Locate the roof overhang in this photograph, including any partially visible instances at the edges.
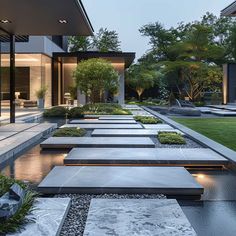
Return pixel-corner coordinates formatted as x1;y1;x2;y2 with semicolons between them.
221;1;236;16
0;0;93;36
53;51;136;68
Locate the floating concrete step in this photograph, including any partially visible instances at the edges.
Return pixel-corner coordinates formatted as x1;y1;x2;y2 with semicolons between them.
83;199;197;236
98;116;134;120
0;123;38;132
40;137;155;149
211;110;236;116
60;124;143;129
69;119;137;124
38;166;203;197
143;124;174;130
64;148;228;166
91;129;184;137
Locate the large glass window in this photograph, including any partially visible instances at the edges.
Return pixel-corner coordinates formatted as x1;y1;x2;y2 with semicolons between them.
0;31;10;122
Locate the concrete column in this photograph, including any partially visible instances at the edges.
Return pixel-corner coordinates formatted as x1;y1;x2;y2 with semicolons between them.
77;88;86;105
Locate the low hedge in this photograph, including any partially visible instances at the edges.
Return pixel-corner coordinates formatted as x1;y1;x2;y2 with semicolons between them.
43;106;68;118
68;107;84;119
158;132;186;145
134;116;162;124
0;175;38;234
53;127;86;137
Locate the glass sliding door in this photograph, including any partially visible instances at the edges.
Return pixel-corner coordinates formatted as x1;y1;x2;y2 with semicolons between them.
0;30;10;123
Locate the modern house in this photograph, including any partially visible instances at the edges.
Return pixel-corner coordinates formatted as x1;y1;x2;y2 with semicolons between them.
221;1;236;104
0;0;135;122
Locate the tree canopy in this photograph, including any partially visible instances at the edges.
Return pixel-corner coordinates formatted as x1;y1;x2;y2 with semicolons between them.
137;12;235;101
74;58;119;103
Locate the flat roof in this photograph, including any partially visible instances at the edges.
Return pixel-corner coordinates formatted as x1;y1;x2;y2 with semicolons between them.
221;1;236;16
53;51;136;68
0;0;93;36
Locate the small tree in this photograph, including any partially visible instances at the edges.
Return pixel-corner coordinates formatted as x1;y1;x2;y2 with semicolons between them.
74;58;119;103
92;28;121;52
126;64;157;101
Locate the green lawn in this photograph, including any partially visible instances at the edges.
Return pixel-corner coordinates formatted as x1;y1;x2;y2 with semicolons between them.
173;117;236;151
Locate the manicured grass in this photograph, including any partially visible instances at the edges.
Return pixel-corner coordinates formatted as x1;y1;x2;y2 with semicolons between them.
158;131;186;145
173;117;236;151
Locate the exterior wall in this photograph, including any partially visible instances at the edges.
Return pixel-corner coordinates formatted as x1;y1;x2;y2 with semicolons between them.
113;63;125;104
15;36;65;57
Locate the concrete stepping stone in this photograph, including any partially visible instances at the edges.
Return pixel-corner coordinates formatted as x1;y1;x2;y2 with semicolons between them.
83;199;197;236
211;110;236;116
69;119;137;124
91;129;184;137
38;166;203;196
0;123;38;132
64;148;228;166
40;137;155;149
8;198;71;236
60;124;143;129
143;124;174;129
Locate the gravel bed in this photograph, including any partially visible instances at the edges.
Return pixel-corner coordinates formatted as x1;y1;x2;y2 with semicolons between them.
56;193;166;236
151;137;204;148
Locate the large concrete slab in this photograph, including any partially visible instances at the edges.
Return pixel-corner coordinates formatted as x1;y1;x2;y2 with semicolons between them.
8;198;71;236
0;132;18;141
38;166;203;196
69;119;137;124
64;148;227;166
0;123;38;132
60;124;143;129
83;199;196;236
211;110;236;116
40;137;155;149
143;124;174;130
91;129;184;137
84;115;133;119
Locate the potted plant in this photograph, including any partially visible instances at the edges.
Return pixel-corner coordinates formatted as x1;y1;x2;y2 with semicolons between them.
36;86;47;109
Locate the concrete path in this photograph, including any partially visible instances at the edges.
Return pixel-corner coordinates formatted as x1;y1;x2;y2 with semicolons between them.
61;123;143;129
69;119;137;124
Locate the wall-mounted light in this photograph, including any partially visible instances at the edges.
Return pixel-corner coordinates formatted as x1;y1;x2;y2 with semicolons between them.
0;19;11;24
58;19;67;24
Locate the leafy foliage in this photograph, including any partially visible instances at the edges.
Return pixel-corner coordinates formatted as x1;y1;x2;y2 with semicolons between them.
82;103;131;115
0;175;38;234
43;106;68;118
68;36;91;52
69;107;84;118
53;127;86;137
134;116;162;124
74;58;119;103
92;28;121;52
126;63;158;101
158;132;186;145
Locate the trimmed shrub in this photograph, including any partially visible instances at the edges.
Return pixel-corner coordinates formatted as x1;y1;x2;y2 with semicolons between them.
158;132;186;145
82;103;131;115
43;106;68;118
134;116;162;124
0;175;38;234
53;127;86;137
69;107;84;119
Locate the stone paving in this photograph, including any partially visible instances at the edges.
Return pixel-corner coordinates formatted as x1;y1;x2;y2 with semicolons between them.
38;166;203;196
83;199;197;236
37;106;232;235
69;119;137;124
64;147;227;166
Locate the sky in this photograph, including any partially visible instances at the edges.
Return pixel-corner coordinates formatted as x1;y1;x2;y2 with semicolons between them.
83;0;234;60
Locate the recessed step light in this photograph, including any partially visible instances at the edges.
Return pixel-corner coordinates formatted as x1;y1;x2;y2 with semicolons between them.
58;19;67;24
0;19;11;24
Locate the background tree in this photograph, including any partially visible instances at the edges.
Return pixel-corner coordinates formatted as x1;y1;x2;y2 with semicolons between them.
126;63;158;101
92;28;121;52
74;58;119;103
68;36;91;52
